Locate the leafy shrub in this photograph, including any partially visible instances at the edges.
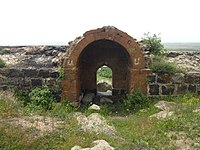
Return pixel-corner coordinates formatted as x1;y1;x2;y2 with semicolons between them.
14;90;30;106
29;86;54;110
0;58;5;68
99;104;113;116
150;56;184;75
97;66;112;78
141;32;165;55
14;87;77;114
123;88;148;112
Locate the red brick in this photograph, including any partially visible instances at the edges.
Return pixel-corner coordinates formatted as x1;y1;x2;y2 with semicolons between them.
62;27;151;102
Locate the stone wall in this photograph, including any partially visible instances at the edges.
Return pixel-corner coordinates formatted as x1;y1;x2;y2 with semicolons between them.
0;68;61;99
164;52;200;72
0;67;199;100
148;72;200;96
1;45;200;100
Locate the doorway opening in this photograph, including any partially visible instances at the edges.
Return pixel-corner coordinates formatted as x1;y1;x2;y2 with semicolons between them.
96;65;113;96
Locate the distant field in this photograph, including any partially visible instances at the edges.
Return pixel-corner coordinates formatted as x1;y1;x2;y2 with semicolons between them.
164;43;200;51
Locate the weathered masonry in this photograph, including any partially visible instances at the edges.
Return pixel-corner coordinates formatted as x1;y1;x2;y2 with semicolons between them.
1;27;199;101
62;26;151;102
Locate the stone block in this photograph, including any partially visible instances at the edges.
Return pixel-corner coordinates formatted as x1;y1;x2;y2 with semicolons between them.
185;72;200;84
0;68;9;76
177;84;187;94
45;78;56;87
0;85;9;91
112;88;126;96
7;77;24;86
149;84;159;95
50;71;59;78
8;68;23;77
23;69;38;77
172;73;185;84
147;75;156;83
38;69;50;78
157;74;172;84
23;78;31;87
31;79;42;87
197;85;200;95
161;85;175;95
0;75;7;84
188;84;197;93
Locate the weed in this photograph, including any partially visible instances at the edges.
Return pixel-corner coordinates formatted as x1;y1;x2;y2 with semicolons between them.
150;55;185;75
0;58;5;68
14;89;30;106
0;91;22;117
58;67;64;80
141;32;166;55
0;121;28;149
29;86;55;110
99;104;112;116
0;47;9;55
123;88;148;112
50;99;77;119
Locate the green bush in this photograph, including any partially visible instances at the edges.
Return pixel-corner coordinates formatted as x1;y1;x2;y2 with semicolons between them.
141;32;165;55
29;86;54;110
0;58;5;68
150;56;184;75
123;88;148;112
97;66;112;78
14;90;30;106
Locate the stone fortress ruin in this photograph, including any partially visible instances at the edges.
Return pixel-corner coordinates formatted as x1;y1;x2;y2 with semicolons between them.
0;26;199;103
62;26;151;102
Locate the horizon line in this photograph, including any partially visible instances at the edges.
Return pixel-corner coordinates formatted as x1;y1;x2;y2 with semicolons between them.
1;42;200;47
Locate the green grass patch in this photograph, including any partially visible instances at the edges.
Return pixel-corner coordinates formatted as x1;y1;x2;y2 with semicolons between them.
111;93;200;149
0;121;29;150
0;58;5;68
0;91;22;117
150;55;185;75
0;90;200;149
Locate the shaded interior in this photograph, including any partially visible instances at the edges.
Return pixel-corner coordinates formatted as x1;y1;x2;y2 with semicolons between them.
77;39;132;95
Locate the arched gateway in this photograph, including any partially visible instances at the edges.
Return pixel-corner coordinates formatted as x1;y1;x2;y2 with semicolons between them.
62;26;151;102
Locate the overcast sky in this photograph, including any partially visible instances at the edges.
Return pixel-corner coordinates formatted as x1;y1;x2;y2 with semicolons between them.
0;0;199;45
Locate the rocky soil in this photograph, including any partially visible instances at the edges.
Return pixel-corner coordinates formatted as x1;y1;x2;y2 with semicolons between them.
164;51;200;72
1;115;65;138
0;46;66;68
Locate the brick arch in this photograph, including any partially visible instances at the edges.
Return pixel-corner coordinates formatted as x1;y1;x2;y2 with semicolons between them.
63;26;145;69
62;26;151;102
